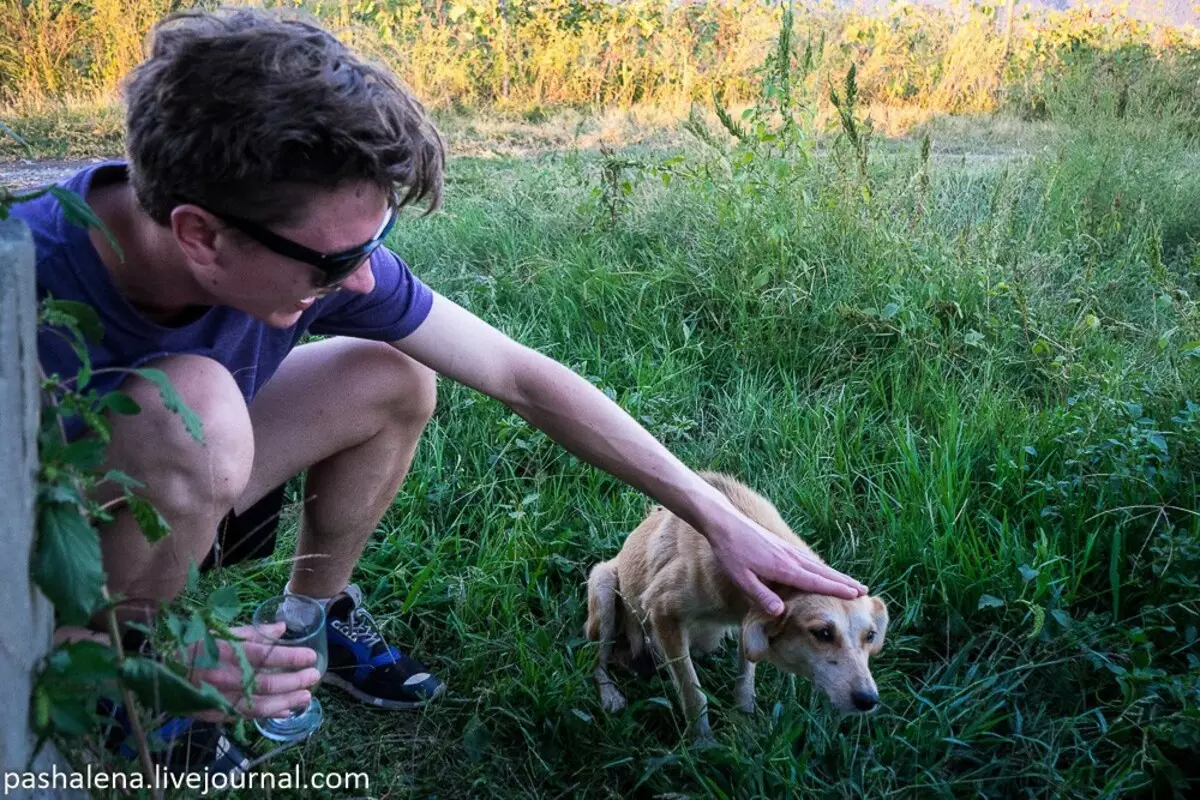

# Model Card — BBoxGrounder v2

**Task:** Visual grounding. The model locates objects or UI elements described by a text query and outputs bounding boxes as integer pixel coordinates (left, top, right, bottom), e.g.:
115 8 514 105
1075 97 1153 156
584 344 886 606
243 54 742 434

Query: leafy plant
4 183 251 787
829 62 874 199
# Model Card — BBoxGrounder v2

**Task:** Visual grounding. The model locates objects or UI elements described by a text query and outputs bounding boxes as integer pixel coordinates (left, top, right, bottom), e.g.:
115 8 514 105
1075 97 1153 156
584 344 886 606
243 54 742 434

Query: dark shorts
199 483 288 572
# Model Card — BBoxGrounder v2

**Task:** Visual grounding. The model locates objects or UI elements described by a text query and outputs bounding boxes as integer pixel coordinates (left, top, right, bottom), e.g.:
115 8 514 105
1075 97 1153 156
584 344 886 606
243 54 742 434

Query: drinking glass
251 594 327 742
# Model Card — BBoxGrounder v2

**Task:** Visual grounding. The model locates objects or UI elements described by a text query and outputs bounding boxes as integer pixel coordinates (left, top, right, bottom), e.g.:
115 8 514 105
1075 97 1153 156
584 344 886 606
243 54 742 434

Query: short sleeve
307 247 433 341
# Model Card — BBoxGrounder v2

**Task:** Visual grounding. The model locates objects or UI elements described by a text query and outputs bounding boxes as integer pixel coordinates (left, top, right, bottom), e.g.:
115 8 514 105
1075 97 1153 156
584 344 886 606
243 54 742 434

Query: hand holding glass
251 594 328 742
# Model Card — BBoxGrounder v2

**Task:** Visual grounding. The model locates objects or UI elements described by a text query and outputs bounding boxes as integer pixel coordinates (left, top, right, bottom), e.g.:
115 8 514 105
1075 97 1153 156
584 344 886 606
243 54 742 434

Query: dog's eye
811 628 834 643
866 631 876 643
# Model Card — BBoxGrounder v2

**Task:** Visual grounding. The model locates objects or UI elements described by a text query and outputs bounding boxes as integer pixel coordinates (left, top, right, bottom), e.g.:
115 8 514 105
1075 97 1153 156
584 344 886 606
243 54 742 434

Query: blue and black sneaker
98 698 251 777
323 584 446 709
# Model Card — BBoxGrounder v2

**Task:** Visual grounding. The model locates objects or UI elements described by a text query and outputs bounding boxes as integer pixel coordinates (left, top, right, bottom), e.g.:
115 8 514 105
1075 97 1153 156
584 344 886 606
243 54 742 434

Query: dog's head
741 593 889 714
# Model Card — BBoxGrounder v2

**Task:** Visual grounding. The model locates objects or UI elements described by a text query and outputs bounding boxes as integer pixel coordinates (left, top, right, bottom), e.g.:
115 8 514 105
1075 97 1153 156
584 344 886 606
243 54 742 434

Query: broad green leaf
102 470 143 491
47 697 94 737
38 482 80 505
186 562 201 593
55 640 119 682
131 368 204 444
463 713 491 762
127 495 171 543
118 657 232 716
977 594 1005 610
61 439 106 472
33 502 106 626
43 299 103 342
194 630 221 670
208 585 240 622
98 392 141 415
184 611 208 647
49 186 121 257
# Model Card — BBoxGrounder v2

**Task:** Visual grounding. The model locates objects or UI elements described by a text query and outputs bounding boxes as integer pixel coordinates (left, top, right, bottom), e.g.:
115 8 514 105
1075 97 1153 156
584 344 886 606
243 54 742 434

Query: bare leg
233 338 436 598
93 338 436 631
95 354 254 629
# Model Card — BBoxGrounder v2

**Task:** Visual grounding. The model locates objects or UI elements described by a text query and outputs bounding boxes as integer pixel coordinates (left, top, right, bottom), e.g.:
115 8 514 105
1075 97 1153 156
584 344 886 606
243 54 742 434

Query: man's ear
869 596 889 655
170 205 223 267
741 609 785 663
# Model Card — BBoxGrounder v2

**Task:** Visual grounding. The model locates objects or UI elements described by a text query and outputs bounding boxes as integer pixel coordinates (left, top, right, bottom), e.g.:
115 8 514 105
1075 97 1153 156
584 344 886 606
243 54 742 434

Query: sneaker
98 698 251 777
322 584 446 709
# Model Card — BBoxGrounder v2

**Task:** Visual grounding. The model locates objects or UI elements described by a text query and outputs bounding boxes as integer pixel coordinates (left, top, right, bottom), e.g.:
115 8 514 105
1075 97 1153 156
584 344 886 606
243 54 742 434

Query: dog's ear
868 596 889 655
741 608 785 663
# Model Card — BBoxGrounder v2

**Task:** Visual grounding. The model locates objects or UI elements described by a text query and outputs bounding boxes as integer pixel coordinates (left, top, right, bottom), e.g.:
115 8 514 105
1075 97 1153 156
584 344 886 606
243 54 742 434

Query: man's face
190 181 391 328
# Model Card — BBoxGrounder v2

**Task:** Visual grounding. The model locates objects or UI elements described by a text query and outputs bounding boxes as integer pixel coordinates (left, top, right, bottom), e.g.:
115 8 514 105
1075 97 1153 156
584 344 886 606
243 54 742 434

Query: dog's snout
850 689 879 712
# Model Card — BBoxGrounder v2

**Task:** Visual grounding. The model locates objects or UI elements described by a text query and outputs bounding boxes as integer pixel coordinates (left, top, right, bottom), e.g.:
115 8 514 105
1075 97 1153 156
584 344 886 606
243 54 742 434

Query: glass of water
251 594 327 742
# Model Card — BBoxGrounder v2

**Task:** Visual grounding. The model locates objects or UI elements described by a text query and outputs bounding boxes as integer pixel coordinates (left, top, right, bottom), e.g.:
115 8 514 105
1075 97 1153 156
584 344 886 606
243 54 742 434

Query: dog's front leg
734 641 757 715
653 615 712 741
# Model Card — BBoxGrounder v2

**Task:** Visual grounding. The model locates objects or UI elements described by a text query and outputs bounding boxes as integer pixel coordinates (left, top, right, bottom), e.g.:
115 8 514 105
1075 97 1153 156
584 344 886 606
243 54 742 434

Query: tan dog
585 472 888 739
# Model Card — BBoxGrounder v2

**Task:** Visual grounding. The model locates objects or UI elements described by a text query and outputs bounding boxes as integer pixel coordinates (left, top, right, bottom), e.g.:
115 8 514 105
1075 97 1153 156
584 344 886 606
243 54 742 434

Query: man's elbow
503 348 577 420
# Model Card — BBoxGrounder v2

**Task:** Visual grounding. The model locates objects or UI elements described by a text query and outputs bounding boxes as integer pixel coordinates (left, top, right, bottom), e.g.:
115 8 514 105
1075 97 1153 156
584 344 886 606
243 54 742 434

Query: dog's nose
851 690 879 711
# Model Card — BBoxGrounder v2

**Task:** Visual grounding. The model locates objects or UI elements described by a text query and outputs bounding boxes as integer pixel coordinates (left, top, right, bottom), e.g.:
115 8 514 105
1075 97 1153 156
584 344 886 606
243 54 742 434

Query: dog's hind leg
585 560 627 713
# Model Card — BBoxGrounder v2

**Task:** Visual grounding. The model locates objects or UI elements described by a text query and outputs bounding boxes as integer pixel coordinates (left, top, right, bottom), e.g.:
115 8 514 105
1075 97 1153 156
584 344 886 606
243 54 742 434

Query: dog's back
620 472 816 605
592 473 818 655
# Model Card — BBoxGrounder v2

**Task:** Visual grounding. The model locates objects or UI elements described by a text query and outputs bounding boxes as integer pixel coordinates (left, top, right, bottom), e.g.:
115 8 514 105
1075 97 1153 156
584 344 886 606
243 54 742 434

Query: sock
283 581 335 609
281 583 339 627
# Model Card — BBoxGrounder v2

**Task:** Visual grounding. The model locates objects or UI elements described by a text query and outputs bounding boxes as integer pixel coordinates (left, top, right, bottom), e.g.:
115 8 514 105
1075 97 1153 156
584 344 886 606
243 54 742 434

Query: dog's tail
585 559 620 642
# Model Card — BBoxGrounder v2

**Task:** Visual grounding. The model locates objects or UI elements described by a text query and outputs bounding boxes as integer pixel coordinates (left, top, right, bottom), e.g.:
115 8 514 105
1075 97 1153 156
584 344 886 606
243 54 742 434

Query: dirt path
1 158 111 191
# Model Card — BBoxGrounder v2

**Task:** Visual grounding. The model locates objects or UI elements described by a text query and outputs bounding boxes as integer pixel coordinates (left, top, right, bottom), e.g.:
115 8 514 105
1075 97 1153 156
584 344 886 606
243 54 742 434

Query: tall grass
2 1 1197 127
159 30 1200 800
12 2 1200 797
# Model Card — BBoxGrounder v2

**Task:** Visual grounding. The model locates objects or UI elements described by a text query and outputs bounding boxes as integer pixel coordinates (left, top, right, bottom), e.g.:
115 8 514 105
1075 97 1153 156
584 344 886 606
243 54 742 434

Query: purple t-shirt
13 161 433 439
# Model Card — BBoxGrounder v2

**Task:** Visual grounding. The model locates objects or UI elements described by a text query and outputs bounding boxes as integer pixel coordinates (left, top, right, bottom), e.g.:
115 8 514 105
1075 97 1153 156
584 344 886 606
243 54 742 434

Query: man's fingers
193 665 321 693
236 690 313 719
787 552 867 595
797 572 861 599
254 667 322 694
192 690 312 723
740 572 785 616
220 622 285 645
219 639 318 670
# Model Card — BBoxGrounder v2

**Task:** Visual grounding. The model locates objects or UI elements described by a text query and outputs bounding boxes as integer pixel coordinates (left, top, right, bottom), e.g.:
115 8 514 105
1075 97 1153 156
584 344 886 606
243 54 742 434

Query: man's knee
342 341 437 428
109 354 254 514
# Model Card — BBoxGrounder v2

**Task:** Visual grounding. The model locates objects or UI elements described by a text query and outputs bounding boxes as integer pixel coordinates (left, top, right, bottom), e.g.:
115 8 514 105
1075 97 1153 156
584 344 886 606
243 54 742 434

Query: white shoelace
345 605 387 651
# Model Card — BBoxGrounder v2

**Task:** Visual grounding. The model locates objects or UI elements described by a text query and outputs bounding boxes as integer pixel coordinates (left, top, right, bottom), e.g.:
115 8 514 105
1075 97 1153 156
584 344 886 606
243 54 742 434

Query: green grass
172 104 1200 798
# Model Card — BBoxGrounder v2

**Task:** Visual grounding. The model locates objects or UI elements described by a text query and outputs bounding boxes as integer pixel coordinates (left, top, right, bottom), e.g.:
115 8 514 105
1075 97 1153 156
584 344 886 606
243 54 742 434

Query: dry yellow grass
2 1 1196 123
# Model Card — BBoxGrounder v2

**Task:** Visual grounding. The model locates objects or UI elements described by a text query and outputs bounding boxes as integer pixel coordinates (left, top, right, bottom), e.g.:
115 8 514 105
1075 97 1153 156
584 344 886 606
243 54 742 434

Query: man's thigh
233 336 433 516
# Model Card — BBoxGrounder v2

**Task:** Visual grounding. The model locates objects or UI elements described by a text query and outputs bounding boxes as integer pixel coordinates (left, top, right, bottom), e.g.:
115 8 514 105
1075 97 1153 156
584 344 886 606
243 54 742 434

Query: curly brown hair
123 5 444 226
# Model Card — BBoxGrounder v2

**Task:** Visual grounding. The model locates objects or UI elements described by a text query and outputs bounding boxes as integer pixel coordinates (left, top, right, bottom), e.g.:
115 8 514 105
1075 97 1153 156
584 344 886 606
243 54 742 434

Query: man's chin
256 308 305 329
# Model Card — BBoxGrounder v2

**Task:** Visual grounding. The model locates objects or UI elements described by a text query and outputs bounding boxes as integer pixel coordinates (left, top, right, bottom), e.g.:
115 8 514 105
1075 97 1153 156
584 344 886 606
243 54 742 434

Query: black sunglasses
209 203 398 287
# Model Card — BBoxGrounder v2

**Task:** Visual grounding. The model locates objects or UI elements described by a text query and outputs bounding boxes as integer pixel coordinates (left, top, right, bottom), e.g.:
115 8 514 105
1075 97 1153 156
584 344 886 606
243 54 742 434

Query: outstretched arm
393 292 867 614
